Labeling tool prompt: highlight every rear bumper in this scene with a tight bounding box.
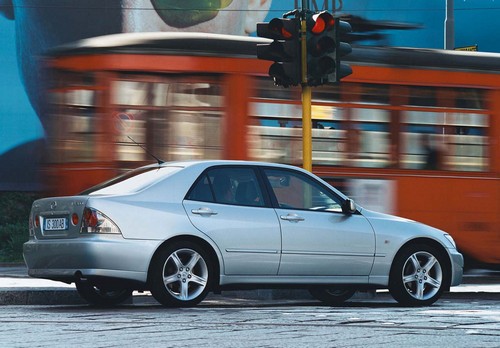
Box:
[23,235,162,285]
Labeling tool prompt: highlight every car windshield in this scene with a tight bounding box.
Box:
[80,166,183,195]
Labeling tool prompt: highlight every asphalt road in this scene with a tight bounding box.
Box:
[0,265,499,347]
[0,296,499,348]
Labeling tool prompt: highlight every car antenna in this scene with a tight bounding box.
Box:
[127,136,165,165]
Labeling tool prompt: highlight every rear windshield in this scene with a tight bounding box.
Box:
[80,166,182,195]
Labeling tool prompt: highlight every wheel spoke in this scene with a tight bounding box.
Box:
[163,274,179,286]
[403,274,417,284]
[189,274,208,287]
[415,281,425,299]
[423,255,437,271]
[170,251,184,270]
[180,280,189,300]
[409,254,421,269]
[186,252,201,270]
[426,275,441,289]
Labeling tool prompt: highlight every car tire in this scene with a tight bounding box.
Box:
[150,241,213,307]
[309,287,356,305]
[75,279,132,307]
[389,243,448,306]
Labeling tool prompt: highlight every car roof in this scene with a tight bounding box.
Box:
[151,160,307,172]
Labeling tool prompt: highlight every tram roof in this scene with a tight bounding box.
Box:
[48,32,500,73]
[49,32,266,59]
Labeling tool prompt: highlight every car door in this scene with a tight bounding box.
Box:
[261,167,376,276]
[183,166,281,275]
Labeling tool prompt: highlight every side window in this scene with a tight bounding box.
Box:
[207,167,265,207]
[186,174,214,202]
[263,168,342,212]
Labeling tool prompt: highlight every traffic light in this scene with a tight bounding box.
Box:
[257,17,301,87]
[331,18,353,82]
[306,11,336,86]
[306,11,353,86]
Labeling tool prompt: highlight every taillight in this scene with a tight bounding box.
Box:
[81,207,121,234]
[29,214,39,238]
[83,208,97,227]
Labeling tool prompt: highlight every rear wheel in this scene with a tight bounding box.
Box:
[75,279,132,307]
[389,244,448,306]
[309,287,356,306]
[150,241,212,307]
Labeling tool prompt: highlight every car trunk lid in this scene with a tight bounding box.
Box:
[31,197,88,239]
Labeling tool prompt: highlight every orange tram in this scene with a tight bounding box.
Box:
[43,32,499,267]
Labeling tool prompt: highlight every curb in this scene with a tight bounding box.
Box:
[2,287,497,306]
[0,288,85,306]
[0,288,367,306]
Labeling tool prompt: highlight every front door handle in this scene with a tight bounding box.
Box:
[191,207,218,216]
[280,213,305,222]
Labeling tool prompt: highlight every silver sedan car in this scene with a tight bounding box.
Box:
[24,160,463,307]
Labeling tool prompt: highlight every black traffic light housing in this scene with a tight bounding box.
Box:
[305,11,353,86]
[331,18,353,83]
[256,17,301,87]
[305,11,336,86]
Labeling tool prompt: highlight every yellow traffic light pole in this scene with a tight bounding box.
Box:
[300,17,313,172]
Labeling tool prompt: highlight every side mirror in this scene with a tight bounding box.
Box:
[341,199,356,215]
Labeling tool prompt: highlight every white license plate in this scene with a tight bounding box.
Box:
[44,217,68,231]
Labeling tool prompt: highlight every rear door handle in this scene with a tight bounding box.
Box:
[280,213,305,222]
[191,207,218,216]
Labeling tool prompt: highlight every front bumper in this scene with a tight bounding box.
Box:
[449,249,464,287]
[23,235,162,285]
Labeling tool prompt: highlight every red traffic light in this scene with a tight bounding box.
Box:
[257,18,299,40]
[309,11,335,35]
[268,18,296,39]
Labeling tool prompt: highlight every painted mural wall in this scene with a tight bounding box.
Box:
[0,0,497,190]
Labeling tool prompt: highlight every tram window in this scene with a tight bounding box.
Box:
[47,89,97,163]
[342,108,391,168]
[400,111,488,171]
[359,84,390,104]
[408,86,436,107]
[311,84,341,102]
[48,70,95,90]
[112,77,223,162]
[248,103,391,168]
[330,83,390,105]
[253,77,301,100]
[456,89,485,109]
[112,81,157,106]
[167,82,223,107]
[47,107,97,163]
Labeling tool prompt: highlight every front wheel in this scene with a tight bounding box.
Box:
[149,241,212,307]
[309,287,356,306]
[389,244,448,306]
[75,279,132,307]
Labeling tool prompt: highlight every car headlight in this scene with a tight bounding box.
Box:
[443,233,457,248]
[81,207,121,234]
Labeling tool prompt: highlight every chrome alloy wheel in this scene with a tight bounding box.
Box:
[401,251,443,301]
[163,248,209,301]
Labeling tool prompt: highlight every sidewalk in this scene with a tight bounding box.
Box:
[1,264,499,305]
